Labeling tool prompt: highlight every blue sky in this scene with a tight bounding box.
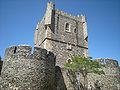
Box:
[0,0,120,64]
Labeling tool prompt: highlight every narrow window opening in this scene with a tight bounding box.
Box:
[14,47,17,54]
[66,23,69,31]
[66,44,72,50]
[45,25,47,30]
[65,23,70,32]
[74,28,77,33]
[66,58,72,63]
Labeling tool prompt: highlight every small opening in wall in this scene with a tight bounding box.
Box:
[85,36,88,41]
[74,28,77,33]
[66,58,72,63]
[45,25,47,30]
[66,44,72,50]
[14,47,17,54]
[65,23,70,32]
[65,23,69,30]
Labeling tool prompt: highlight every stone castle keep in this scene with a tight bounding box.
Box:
[34,2,88,67]
[0,2,120,90]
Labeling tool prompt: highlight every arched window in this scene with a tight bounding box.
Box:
[65,23,70,32]
[74,28,77,33]
[66,58,72,64]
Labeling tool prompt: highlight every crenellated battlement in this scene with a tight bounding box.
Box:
[4,45,55,62]
[33,47,55,62]
[1,2,119,90]
[4,45,32,59]
[55,9,86,22]
[95,58,119,67]
[1,45,56,90]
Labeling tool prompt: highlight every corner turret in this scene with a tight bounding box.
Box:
[45,2,55,25]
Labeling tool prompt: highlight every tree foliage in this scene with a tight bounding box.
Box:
[64,55,105,89]
[64,55,105,75]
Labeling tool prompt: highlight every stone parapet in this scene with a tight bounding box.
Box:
[55,9,86,23]
[95,58,119,67]
[0,45,56,90]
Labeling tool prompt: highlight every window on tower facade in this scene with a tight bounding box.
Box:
[65,23,70,32]
[66,58,72,64]
[66,44,72,50]
[74,27,77,33]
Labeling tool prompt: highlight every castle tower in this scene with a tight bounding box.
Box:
[34,2,88,67]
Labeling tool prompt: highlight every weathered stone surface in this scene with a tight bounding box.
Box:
[33,2,120,90]
[0,46,56,90]
[34,2,88,68]
[69,58,120,90]
[34,2,88,89]
[0,2,119,90]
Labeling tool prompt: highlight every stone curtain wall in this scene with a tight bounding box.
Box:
[83,59,120,90]
[0,46,56,90]
[94,59,120,90]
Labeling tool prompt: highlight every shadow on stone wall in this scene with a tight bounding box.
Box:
[0,60,3,75]
[55,66,67,90]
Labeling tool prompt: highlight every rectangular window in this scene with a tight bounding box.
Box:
[66,44,72,50]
